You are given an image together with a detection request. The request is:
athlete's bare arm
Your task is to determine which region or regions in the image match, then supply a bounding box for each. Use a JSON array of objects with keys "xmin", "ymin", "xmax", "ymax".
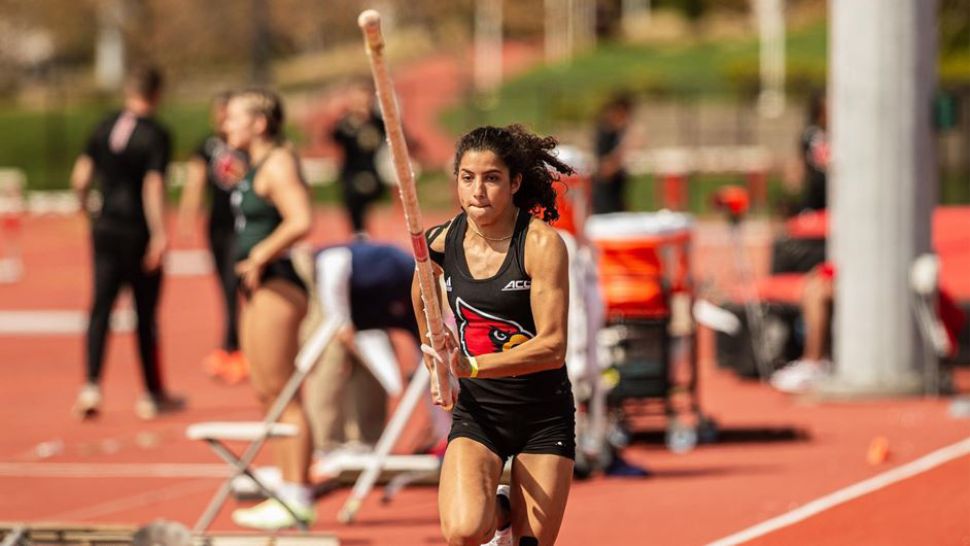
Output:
[
  {"xmin": 454, "ymin": 219, "xmax": 569, "ymax": 378},
  {"xmin": 141, "ymin": 170, "xmax": 168, "ymax": 271},
  {"xmin": 236, "ymin": 149, "xmax": 312, "ymax": 289},
  {"xmin": 70, "ymin": 155, "xmax": 94, "ymax": 213}
]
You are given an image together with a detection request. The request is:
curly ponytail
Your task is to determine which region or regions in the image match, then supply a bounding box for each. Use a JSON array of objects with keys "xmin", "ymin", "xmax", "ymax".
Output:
[{"xmin": 452, "ymin": 124, "xmax": 574, "ymax": 223}]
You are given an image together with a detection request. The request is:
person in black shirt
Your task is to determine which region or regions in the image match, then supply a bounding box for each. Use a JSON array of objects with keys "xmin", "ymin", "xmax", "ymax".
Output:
[
  {"xmin": 417, "ymin": 125, "xmax": 575, "ymax": 546},
  {"xmin": 70, "ymin": 65, "xmax": 183, "ymax": 420},
  {"xmin": 331, "ymin": 81, "xmax": 387, "ymax": 235},
  {"xmin": 178, "ymin": 91, "xmax": 249, "ymax": 383},
  {"xmin": 591, "ymin": 94, "xmax": 634, "ymax": 215},
  {"xmin": 798, "ymin": 92, "xmax": 829, "ymax": 212}
]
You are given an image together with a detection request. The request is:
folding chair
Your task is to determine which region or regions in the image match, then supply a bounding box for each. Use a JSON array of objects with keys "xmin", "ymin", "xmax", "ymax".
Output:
[
  {"xmin": 910, "ymin": 253, "xmax": 950, "ymax": 396},
  {"xmin": 187, "ymin": 315, "xmax": 344, "ymax": 535}
]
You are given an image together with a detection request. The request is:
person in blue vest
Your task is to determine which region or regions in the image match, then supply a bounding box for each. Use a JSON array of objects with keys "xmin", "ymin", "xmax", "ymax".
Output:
[{"xmin": 296, "ymin": 240, "xmax": 422, "ymax": 464}]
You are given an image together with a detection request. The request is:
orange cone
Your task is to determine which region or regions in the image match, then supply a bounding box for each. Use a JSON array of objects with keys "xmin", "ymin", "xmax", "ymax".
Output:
[{"xmin": 867, "ymin": 436, "xmax": 890, "ymax": 465}]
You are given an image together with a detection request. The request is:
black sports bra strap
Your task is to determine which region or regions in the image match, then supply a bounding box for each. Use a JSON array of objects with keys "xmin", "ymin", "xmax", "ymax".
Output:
[
  {"xmin": 426, "ymin": 217, "xmax": 455, "ymax": 267},
  {"xmin": 512, "ymin": 209, "xmax": 531, "ymax": 273}
]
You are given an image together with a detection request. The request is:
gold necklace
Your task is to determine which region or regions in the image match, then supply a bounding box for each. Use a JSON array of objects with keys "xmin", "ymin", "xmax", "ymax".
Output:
[{"xmin": 467, "ymin": 220, "xmax": 514, "ymax": 242}]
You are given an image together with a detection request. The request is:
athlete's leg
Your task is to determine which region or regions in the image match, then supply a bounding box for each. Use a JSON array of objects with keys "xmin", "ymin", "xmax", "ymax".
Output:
[
  {"xmin": 209, "ymin": 227, "xmax": 240, "ymax": 352},
  {"xmin": 341, "ymin": 184, "xmax": 367, "ymax": 234},
  {"xmin": 801, "ymin": 268, "xmax": 834, "ymax": 361},
  {"xmin": 305, "ymin": 338, "xmax": 351, "ymax": 453},
  {"xmin": 439, "ymin": 438, "xmax": 505, "ymax": 546},
  {"xmin": 509, "ymin": 453, "xmax": 574, "ymax": 545},
  {"xmin": 244, "ymin": 279, "xmax": 310, "ymax": 485},
  {"xmin": 131, "ymin": 265, "xmax": 164, "ymax": 394},
  {"xmin": 85, "ymin": 231, "xmax": 124, "ymax": 384},
  {"xmin": 346, "ymin": 351, "xmax": 387, "ymax": 447}
]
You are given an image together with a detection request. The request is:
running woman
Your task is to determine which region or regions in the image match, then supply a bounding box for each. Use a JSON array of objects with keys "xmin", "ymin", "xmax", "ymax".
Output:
[
  {"xmin": 178, "ymin": 91, "xmax": 249, "ymax": 383},
  {"xmin": 415, "ymin": 125, "xmax": 575, "ymax": 546},
  {"xmin": 222, "ymin": 89, "xmax": 315, "ymax": 529},
  {"xmin": 70, "ymin": 65, "xmax": 183, "ymax": 420}
]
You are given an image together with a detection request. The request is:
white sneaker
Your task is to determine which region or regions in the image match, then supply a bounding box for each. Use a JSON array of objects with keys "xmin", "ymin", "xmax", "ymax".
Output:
[
  {"xmin": 483, "ymin": 485, "xmax": 512, "ymax": 546},
  {"xmin": 230, "ymin": 466, "xmax": 283, "ymax": 498},
  {"xmin": 134, "ymin": 392, "xmax": 186, "ymax": 420},
  {"xmin": 73, "ymin": 384, "xmax": 102, "ymax": 419},
  {"xmin": 770, "ymin": 359, "xmax": 832, "ymax": 394},
  {"xmin": 231, "ymin": 498, "xmax": 316, "ymax": 530}
]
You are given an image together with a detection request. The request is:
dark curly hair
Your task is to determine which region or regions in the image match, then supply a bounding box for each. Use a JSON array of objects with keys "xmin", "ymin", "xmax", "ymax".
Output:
[{"xmin": 452, "ymin": 124, "xmax": 574, "ymax": 223}]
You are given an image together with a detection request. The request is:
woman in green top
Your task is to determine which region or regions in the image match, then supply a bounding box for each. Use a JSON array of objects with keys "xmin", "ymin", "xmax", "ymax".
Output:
[{"xmin": 223, "ymin": 89, "xmax": 315, "ymax": 529}]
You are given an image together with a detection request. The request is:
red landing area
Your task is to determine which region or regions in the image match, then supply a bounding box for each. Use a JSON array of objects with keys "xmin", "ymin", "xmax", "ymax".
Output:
[{"xmin": 1, "ymin": 208, "xmax": 968, "ymax": 545}]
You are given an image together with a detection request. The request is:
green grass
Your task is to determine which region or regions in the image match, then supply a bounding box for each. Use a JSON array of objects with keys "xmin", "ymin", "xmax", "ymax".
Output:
[
  {"xmin": 442, "ymin": 22, "xmax": 829, "ymax": 134},
  {"xmin": 0, "ymin": 102, "xmax": 309, "ymax": 191},
  {"xmin": 0, "ymin": 102, "xmax": 211, "ymax": 191}
]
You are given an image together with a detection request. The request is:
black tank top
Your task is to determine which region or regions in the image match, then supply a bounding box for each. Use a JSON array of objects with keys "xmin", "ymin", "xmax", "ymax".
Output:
[{"xmin": 429, "ymin": 210, "xmax": 572, "ymax": 406}]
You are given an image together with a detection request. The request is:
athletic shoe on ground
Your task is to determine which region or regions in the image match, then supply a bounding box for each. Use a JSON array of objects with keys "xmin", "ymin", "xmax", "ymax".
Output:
[
  {"xmin": 310, "ymin": 442, "xmax": 374, "ymax": 482},
  {"xmin": 605, "ymin": 453, "xmax": 651, "ymax": 478},
  {"xmin": 230, "ymin": 466, "xmax": 283, "ymax": 498},
  {"xmin": 483, "ymin": 484, "xmax": 512, "ymax": 546},
  {"xmin": 72, "ymin": 383, "xmax": 102, "ymax": 420},
  {"xmin": 231, "ymin": 498, "xmax": 316, "ymax": 530},
  {"xmin": 770, "ymin": 359, "xmax": 832, "ymax": 394},
  {"xmin": 135, "ymin": 392, "xmax": 186, "ymax": 420}
]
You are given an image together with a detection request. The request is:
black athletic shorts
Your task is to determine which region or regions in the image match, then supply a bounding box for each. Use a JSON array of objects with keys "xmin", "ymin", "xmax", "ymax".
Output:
[
  {"xmin": 238, "ymin": 258, "xmax": 306, "ymax": 299},
  {"xmin": 448, "ymin": 392, "xmax": 576, "ymax": 461}
]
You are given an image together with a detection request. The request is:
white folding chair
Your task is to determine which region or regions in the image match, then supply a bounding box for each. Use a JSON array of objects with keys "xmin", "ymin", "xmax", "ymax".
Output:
[
  {"xmin": 187, "ymin": 316, "xmax": 344, "ymax": 535},
  {"xmin": 910, "ymin": 253, "xmax": 950, "ymax": 396}
]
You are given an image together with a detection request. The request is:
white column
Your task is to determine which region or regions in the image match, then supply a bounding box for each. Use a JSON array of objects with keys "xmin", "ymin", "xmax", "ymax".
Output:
[
  {"xmin": 474, "ymin": 0, "xmax": 503, "ymax": 94},
  {"xmin": 828, "ymin": 0, "xmax": 938, "ymax": 395},
  {"xmin": 754, "ymin": 0, "xmax": 785, "ymax": 118},
  {"xmin": 95, "ymin": 0, "xmax": 125, "ymax": 91}
]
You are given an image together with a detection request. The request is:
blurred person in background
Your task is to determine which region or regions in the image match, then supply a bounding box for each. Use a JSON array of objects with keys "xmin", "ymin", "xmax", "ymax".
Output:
[
  {"xmin": 797, "ymin": 91, "xmax": 829, "ymax": 213},
  {"xmin": 178, "ymin": 91, "xmax": 250, "ymax": 384},
  {"xmin": 70, "ymin": 65, "xmax": 184, "ymax": 421},
  {"xmin": 224, "ymin": 88, "xmax": 315, "ymax": 529},
  {"xmin": 331, "ymin": 80, "xmax": 386, "ymax": 237},
  {"xmin": 291, "ymin": 240, "xmax": 448, "ymax": 480},
  {"xmin": 591, "ymin": 93, "xmax": 635, "ymax": 215},
  {"xmin": 771, "ymin": 262, "xmax": 965, "ymax": 394}
]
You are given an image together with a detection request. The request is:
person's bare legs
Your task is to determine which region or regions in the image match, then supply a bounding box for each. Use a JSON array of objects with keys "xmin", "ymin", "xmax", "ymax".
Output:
[
  {"xmin": 801, "ymin": 269, "xmax": 834, "ymax": 361},
  {"xmin": 438, "ymin": 438, "xmax": 504, "ymax": 546},
  {"xmin": 243, "ymin": 279, "xmax": 310, "ymax": 485},
  {"xmin": 509, "ymin": 453, "xmax": 574, "ymax": 545}
]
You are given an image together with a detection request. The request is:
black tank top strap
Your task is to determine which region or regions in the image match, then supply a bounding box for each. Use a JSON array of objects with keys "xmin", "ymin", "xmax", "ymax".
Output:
[
  {"xmin": 426, "ymin": 216, "xmax": 456, "ymax": 267},
  {"xmin": 510, "ymin": 209, "xmax": 531, "ymax": 278}
]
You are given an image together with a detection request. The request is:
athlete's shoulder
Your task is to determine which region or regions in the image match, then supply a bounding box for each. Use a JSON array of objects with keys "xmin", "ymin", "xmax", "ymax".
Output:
[
  {"xmin": 426, "ymin": 215, "xmax": 456, "ymax": 254},
  {"xmin": 525, "ymin": 216, "xmax": 565, "ymax": 251},
  {"xmin": 139, "ymin": 116, "xmax": 171, "ymax": 136},
  {"xmin": 264, "ymin": 146, "xmax": 302, "ymax": 177},
  {"xmin": 524, "ymin": 216, "xmax": 567, "ymax": 276}
]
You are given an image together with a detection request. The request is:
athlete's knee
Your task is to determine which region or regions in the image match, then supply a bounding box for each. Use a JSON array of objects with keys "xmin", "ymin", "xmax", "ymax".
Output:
[
  {"xmin": 252, "ymin": 382, "xmax": 284, "ymax": 406},
  {"xmin": 440, "ymin": 515, "xmax": 493, "ymax": 546}
]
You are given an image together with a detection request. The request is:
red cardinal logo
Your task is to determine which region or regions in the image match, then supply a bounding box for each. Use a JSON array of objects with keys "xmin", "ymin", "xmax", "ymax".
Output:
[{"xmin": 455, "ymin": 298, "xmax": 533, "ymax": 357}]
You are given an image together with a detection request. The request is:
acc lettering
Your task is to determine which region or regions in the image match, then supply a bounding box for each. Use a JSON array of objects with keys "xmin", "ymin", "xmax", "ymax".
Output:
[{"xmin": 501, "ymin": 280, "xmax": 531, "ymax": 291}]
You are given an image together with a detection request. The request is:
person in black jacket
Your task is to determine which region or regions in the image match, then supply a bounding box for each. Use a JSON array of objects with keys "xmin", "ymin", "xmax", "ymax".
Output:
[
  {"xmin": 178, "ymin": 91, "xmax": 249, "ymax": 383},
  {"xmin": 70, "ymin": 65, "xmax": 183, "ymax": 420},
  {"xmin": 331, "ymin": 81, "xmax": 387, "ymax": 236}
]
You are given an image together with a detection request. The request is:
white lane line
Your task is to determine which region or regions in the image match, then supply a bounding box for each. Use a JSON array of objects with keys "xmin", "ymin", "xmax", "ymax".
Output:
[
  {"xmin": 707, "ymin": 436, "xmax": 970, "ymax": 546},
  {"xmin": 0, "ymin": 462, "xmax": 229, "ymax": 479},
  {"xmin": 0, "ymin": 309, "xmax": 134, "ymax": 335}
]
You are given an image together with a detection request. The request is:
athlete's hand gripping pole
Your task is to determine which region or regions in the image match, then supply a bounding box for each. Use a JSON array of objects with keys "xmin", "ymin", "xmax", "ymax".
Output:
[{"xmin": 358, "ymin": 10, "xmax": 456, "ymax": 409}]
